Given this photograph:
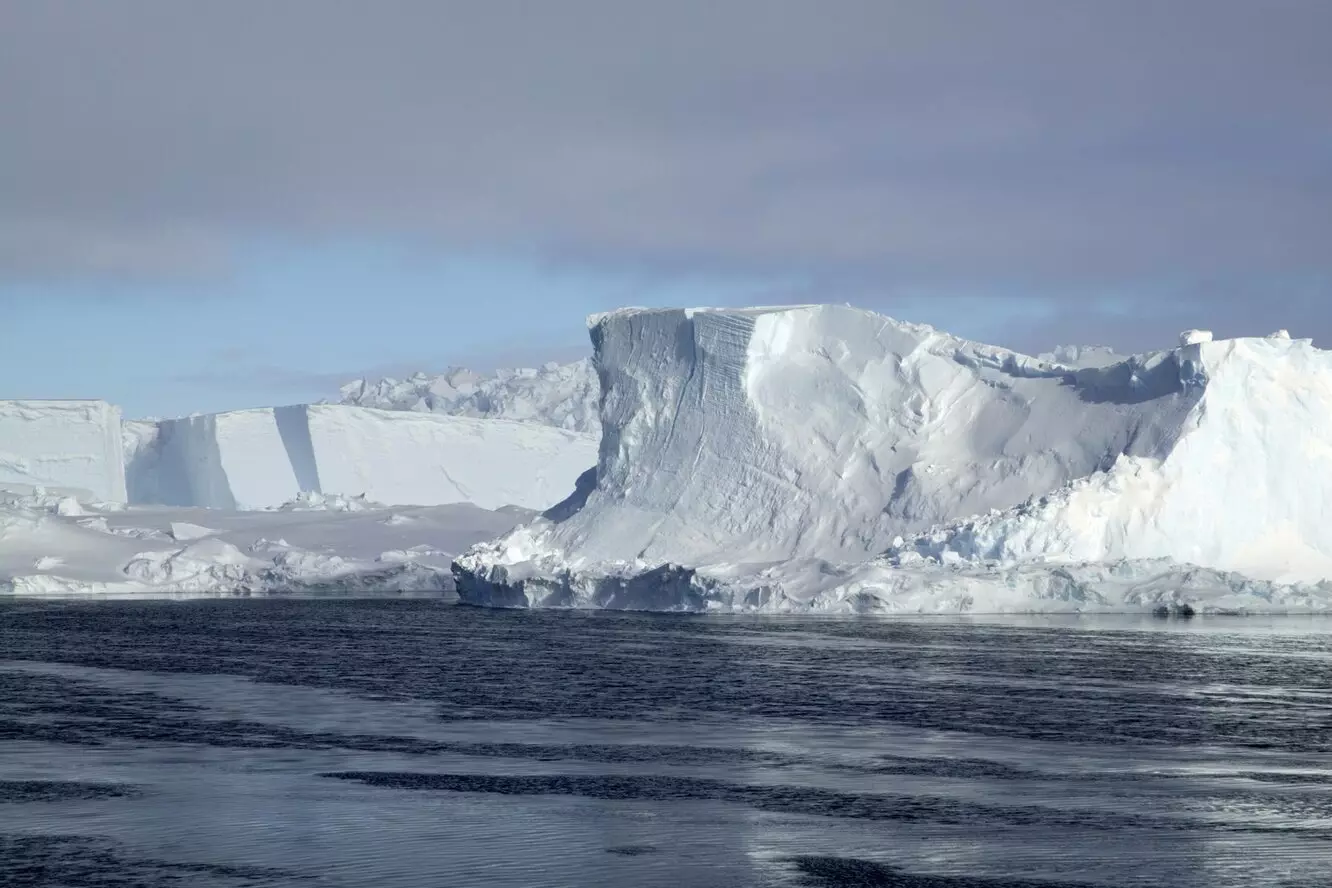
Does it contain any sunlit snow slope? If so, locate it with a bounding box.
[128,405,597,511]
[455,306,1332,613]
[0,400,126,502]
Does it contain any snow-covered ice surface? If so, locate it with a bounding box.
[0,488,521,596]
[455,305,1332,614]
[338,360,601,434]
[0,400,126,502]
[126,404,597,511]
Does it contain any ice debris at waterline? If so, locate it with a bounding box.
[0,489,523,596]
[453,305,1332,614]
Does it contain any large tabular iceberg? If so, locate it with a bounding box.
[453,306,1332,613]
[126,405,597,511]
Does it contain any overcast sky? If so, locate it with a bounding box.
[3,0,1329,417]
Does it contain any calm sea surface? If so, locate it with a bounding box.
[2,599,1331,887]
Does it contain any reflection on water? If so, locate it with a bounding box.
[1,600,1331,887]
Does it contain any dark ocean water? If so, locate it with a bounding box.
[1,599,1331,887]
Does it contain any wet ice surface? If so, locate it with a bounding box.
[1,600,1331,887]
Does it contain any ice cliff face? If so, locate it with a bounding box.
[454,305,1332,612]
[0,400,126,502]
[126,405,597,511]
[339,361,601,434]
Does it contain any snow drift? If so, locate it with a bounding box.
[127,404,597,511]
[0,400,126,502]
[339,360,600,434]
[454,306,1332,613]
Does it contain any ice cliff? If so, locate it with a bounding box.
[0,400,126,503]
[339,361,600,434]
[454,306,1332,613]
[126,405,597,511]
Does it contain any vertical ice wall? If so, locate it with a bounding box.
[127,404,599,510]
[0,400,127,501]
[142,409,302,509]
[304,405,598,510]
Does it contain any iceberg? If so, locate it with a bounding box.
[454,305,1332,613]
[126,404,597,511]
[0,400,126,502]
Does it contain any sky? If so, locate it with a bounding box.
[2,0,1329,418]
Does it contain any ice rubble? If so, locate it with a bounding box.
[126,404,597,511]
[454,304,1332,614]
[338,361,601,434]
[0,400,126,502]
[0,488,523,596]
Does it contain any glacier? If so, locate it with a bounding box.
[125,404,597,511]
[453,305,1332,614]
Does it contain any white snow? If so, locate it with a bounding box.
[127,404,597,511]
[338,360,601,434]
[0,400,126,502]
[454,305,1332,614]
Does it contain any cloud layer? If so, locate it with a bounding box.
[3,1,1328,325]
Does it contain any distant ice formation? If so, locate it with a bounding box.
[2,393,596,596]
[124,405,597,511]
[1034,344,1123,369]
[454,305,1332,614]
[338,361,601,434]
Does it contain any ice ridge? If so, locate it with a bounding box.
[338,360,601,434]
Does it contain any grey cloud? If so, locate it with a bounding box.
[1,0,1328,302]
